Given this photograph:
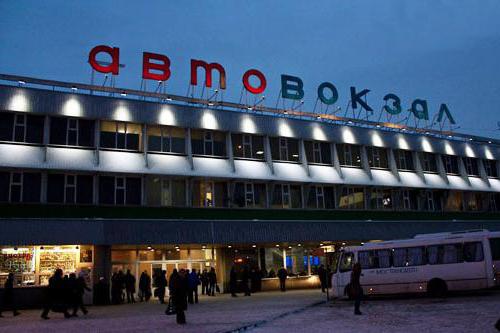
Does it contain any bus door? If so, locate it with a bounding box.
[489,238,500,286]
[333,251,354,297]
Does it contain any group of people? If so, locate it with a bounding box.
[110,270,138,304]
[40,269,90,319]
[228,266,269,297]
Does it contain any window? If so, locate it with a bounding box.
[146,177,186,206]
[47,174,94,204]
[147,126,185,154]
[49,117,95,147]
[369,188,392,210]
[444,191,463,211]
[419,152,438,173]
[463,157,480,176]
[442,155,459,174]
[98,176,141,205]
[0,171,41,203]
[270,137,300,162]
[394,189,418,210]
[367,147,388,169]
[191,130,226,157]
[0,113,44,144]
[304,141,331,164]
[489,238,500,261]
[339,252,354,272]
[232,134,265,160]
[271,184,302,208]
[306,185,334,209]
[463,242,484,262]
[191,180,227,207]
[427,244,463,265]
[394,150,414,170]
[359,250,391,269]
[421,190,442,211]
[100,121,142,150]
[232,182,267,208]
[392,248,407,267]
[484,160,498,178]
[393,247,426,267]
[338,187,364,209]
[337,144,362,167]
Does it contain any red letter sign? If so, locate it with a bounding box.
[142,52,171,81]
[88,45,120,75]
[242,69,267,94]
[190,59,226,89]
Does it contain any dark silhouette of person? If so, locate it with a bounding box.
[94,277,109,305]
[277,267,288,292]
[72,271,90,316]
[208,267,217,296]
[187,269,200,304]
[125,269,136,303]
[41,269,71,319]
[229,266,238,297]
[318,264,327,293]
[0,273,20,317]
[200,269,209,295]
[111,272,121,304]
[155,270,167,304]
[168,269,188,324]
[350,262,363,315]
[139,270,151,302]
[241,266,251,296]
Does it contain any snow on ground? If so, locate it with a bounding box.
[0,289,499,333]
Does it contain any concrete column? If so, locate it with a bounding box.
[43,115,50,162]
[186,128,194,170]
[40,172,47,203]
[387,149,401,182]
[458,156,471,186]
[143,123,149,168]
[264,136,274,174]
[227,132,235,172]
[413,151,426,184]
[299,139,310,177]
[93,245,112,304]
[478,159,491,187]
[331,143,344,179]
[436,154,450,185]
[360,146,372,180]
[94,119,101,166]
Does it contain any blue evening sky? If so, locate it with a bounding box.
[1,1,500,137]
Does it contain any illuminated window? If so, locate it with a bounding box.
[338,187,364,209]
[100,121,142,151]
[232,134,265,160]
[367,147,388,169]
[50,117,95,147]
[191,180,228,207]
[337,144,362,167]
[147,125,185,154]
[369,188,392,210]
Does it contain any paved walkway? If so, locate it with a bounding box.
[1,290,499,332]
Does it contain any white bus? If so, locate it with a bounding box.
[331,229,500,298]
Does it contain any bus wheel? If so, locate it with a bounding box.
[427,279,448,298]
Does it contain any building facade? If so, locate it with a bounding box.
[1,76,500,302]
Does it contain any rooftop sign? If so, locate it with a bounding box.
[88,45,455,127]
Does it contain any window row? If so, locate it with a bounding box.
[0,113,498,176]
[1,171,500,212]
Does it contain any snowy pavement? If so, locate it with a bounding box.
[0,290,499,333]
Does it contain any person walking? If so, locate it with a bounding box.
[241,266,251,296]
[155,270,167,304]
[200,269,209,295]
[125,269,136,303]
[0,273,20,317]
[168,269,188,324]
[350,262,363,315]
[72,271,90,316]
[208,267,217,296]
[229,266,238,297]
[277,267,288,292]
[139,270,151,302]
[41,269,71,319]
[318,264,327,293]
[187,269,200,304]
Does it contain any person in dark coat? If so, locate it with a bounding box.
[229,266,238,297]
[168,269,188,324]
[41,269,71,319]
[125,269,136,303]
[318,264,327,293]
[241,267,251,296]
[72,271,90,316]
[187,269,200,304]
[277,267,288,292]
[208,267,217,296]
[200,269,209,295]
[0,273,20,317]
[350,262,363,315]
[111,272,121,304]
[139,271,151,302]
[155,270,167,304]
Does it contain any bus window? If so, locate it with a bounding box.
[393,248,407,267]
[427,245,441,265]
[339,252,354,272]
[377,249,391,268]
[490,238,500,261]
[407,247,426,266]
[443,244,462,264]
[330,252,341,273]
[463,242,484,262]
[358,251,372,269]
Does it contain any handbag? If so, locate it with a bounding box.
[165,297,176,315]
